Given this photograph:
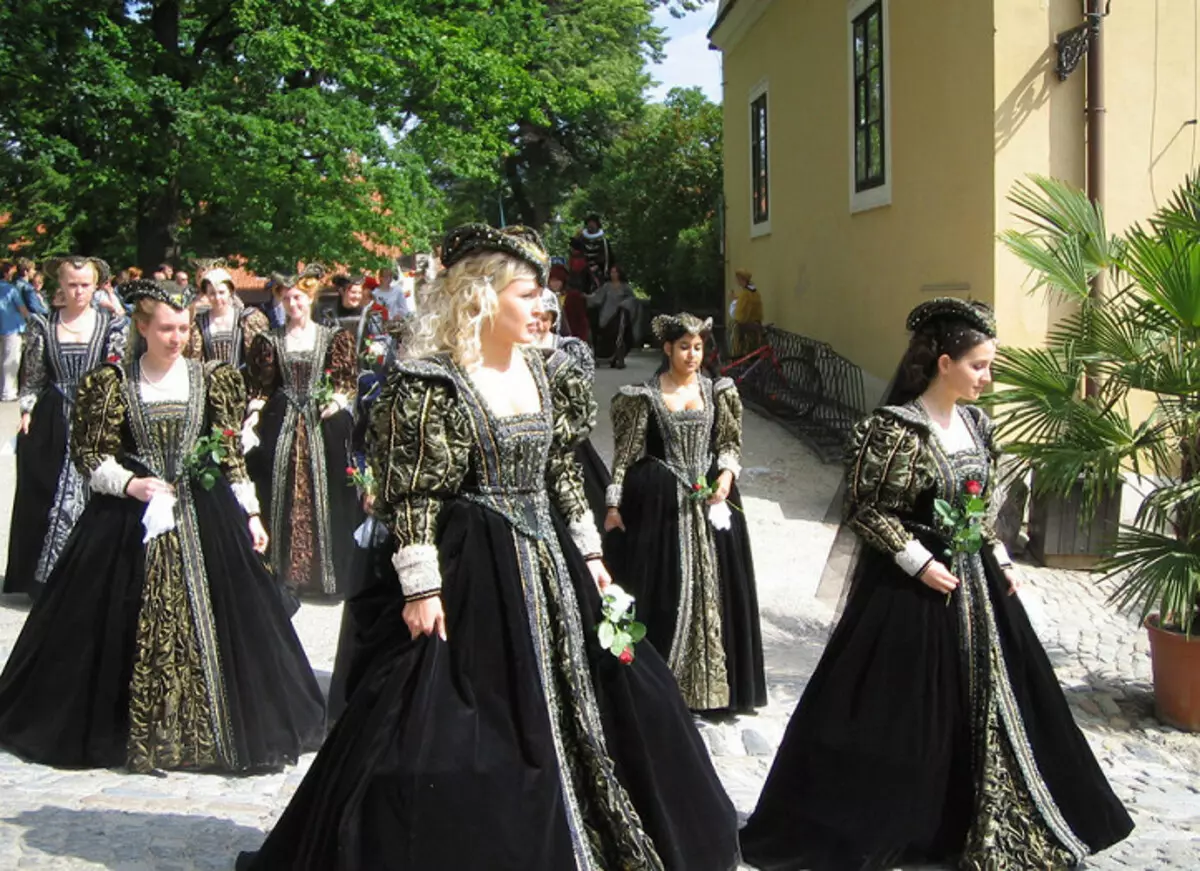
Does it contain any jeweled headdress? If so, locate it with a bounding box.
[651,312,713,344]
[906,297,996,338]
[540,288,560,320]
[43,256,111,286]
[120,277,195,311]
[441,223,550,286]
[199,266,235,292]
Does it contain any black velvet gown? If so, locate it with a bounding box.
[739,403,1133,870]
[3,310,126,597]
[245,325,362,597]
[0,360,325,773]
[238,348,739,871]
[606,375,766,714]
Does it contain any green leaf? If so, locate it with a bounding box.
[628,622,647,644]
[597,621,615,649]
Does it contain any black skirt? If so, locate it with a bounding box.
[238,500,740,871]
[607,457,767,713]
[4,389,69,596]
[738,541,1134,871]
[247,395,361,597]
[0,478,326,771]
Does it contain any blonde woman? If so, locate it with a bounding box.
[238,225,738,871]
[244,267,361,596]
[0,279,324,773]
[4,257,127,598]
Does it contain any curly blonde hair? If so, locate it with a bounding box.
[408,251,537,365]
[294,275,323,299]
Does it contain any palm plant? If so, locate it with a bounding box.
[990,174,1200,635]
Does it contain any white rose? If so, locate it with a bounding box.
[604,584,636,620]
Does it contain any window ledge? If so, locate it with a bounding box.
[750,220,772,238]
[851,182,892,214]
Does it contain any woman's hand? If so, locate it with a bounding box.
[587,557,612,592]
[1003,566,1023,596]
[248,515,269,553]
[362,492,375,515]
[125,477,174,503]
[403,596,448,641]
[707,470,734,505]
[18,412,29,435]
[603,507,625,532]
[320,401,342,420]
[918,560,960,595]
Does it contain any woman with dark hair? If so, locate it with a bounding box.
[0,279,324,773]
[4,257,127,598]
[604,312,766,715]
[739,298,1132,870]
[590,264,641,369]
[237,226,738,871]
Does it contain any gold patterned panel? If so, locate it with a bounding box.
[608,390,650,501]
[204,362,252,484]
[70,365,128,477]
[546,355,597,526]
[712,379,744,473]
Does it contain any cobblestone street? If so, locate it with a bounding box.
[0,352,1196,868]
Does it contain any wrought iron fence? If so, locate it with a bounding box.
[729,326,868,463]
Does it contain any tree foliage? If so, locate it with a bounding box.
[560,87,723,311]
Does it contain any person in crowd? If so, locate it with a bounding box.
[187,266,269,369]
[589,265,641,369]
[237,224,738,871]
[576,214,614,292]
[0,278,325,774]
[739,298,1133,871]
[557,264,591,343]
[604,312,766,715]
[731,268,764,357]
[3,257,128,599]
[0,262,31,401]
[257,274,289,329]
[14,259,47,317]
[244,266,362,597]
[373,266,413,320]
[174,270,190,291]
[318,273,390,365]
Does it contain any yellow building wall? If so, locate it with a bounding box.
[720,0,995,389]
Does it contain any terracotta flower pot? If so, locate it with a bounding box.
[1145,615,1200,732]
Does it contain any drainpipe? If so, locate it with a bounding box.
[1086,0,1105,304]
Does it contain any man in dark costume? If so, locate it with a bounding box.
[575,214,614,293]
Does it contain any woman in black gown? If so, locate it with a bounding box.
[739,298,1133,870]
[604,313,766,715]
[238,224,738,871]
[186,266,269,369]
[4,257,127,598]
[0,279,324,773]
[244,267,362,597]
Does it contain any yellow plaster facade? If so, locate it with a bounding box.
[712,0,1200,397]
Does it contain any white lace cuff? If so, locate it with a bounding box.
[895,539,936,577]
[392,544,442,600]
[231,481,261,516]
[716,451,742,479]
[18,394,35,415]
[332,392,350,411]
[569,517,603,557]
[992,541,1013,568]
[605,484,623,508]
[89,456,135,497]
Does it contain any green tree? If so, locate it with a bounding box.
[566,87,722,310]
[0,1,553,270]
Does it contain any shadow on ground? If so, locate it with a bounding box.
[3,806,265,870]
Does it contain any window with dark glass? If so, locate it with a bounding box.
[852,2,885,192]
[751,92,769,224]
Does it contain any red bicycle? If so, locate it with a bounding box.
[707,331,823,420]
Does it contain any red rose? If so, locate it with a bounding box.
[106,354,120,363]
[222,428,235,438]
[618,648,634,665]
[324,368,332,375]
[965,480,983,496]
[692,483,702,492]
[346,466,357,475]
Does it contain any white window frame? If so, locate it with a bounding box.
[847,0,892,214]
[749,78,772,238]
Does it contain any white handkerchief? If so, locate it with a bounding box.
[353,518,378,549]
[708,500,733,531]
[241,420,260,452]
[142,492,178,543]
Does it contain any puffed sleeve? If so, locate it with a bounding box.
[326,328,358,410]
[245,332,278,410]
[713,378,744,478]
[70,365,134,496]
[205,362,260,516]
[239,308,269,366]
[607,389,649,508]
[183,313,204,360]
[545,352,602,558]
[368,373,472,602]
[17,314,48,415]
[103,312,129,365]
[844,413,939,577]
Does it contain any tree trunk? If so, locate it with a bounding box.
[136,0,183,270]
